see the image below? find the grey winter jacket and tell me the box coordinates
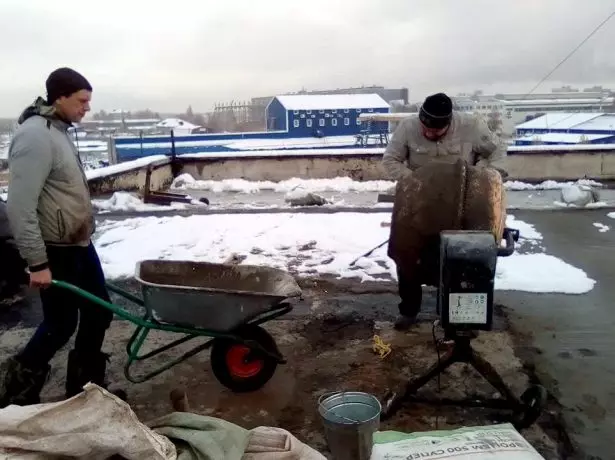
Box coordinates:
[7,98,94,268]
[382,111,508,181]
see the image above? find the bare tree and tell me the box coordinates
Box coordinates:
[486,110,503,134]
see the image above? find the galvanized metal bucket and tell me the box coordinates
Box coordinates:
[318,391,381,460]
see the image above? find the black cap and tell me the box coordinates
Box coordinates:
[46,67,92,104]
[419,93,453,129]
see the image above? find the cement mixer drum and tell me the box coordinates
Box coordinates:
[387,159,506,285]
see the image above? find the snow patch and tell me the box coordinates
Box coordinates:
[172,175,607,202]
[94,212,595,294]
[593,222,610,233]
[506,214,542,240]
[92,192,204,213]
[554,200,608,209]
[504,179,602,191]
[171,174,395,194]
[85,155,168,180]
[495,253,595,294]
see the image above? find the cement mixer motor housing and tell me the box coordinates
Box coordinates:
[437,228,519,333]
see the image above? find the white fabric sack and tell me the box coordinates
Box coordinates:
[370,423,545,460]
[243,426,326,460]
[0,383,176,460]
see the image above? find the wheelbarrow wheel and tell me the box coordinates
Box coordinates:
[210,325,278,393]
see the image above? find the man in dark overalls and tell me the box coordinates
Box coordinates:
[382,93,507,330]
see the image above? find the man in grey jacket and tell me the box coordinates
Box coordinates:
[0,68,118,407]
[382,93,507,330]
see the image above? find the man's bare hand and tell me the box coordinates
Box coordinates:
[30,268,52,289]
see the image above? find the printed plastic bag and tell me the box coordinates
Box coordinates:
[370,423,545,460]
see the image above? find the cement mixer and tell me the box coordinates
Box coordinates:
[382,159,547,430]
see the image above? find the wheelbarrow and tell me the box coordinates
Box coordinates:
[51,259,302,393]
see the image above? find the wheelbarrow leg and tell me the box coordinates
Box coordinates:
[124,324,216,384]
[126,325,150,359]
[126,325,200,362]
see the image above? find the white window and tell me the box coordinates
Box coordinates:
[368,108,374,113]
[332,118,338,126]
[344,117,350,126]
[319,110,324,114]
[344,109,349,113]
[293,110,299,115]
[356,109,362,113]
[356,118,362,125]
[332,109,337,114]
[307,119,313,128]
[307,110,312,114]
[319,118,325,127]
[293,119,300,128]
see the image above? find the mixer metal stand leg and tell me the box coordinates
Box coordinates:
[381,335,520,420]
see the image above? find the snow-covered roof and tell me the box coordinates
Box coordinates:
[359,112,413,121]
[516,133,612,144]
[275,94,389,111]
[501,98,614,106]
[572,115,615,131]
[157,118,200,129]
[516,113,603,130]
[81,118,161,124]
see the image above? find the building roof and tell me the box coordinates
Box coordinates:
[496,92,610,101]
[157,118,200,129]
[80,118,161,125]
[515,133,612,144]
[572,115,615,131]
[516,113,604,130]
[501,98,613,106]
[275,94,389,111]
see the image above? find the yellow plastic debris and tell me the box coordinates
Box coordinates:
[372,335,392,359]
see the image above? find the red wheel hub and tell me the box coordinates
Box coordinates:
[226,345,264,378]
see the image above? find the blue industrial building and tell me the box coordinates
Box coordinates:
[265,94,390,137]
[111,93,391,162]
[514,113,615,145]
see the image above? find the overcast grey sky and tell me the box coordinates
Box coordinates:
[1,0,615,117]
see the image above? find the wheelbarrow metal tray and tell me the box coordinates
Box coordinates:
[134,260,302,331]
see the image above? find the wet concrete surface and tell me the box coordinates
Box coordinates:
[496,209,615,460]
[2,208,615,458]
[0,283,562,458]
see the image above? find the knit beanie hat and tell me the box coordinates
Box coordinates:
[46,67,92,104]
[419,93,453,129]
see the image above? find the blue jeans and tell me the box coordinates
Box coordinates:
[19,243,113,367]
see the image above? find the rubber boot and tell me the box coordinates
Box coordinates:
[0,356,50,408]
[394,313,419,331]
[65,350,126,401]
[395,273,422,331]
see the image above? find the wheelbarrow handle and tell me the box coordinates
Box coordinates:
[50,280,141,323]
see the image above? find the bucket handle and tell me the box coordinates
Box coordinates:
[317,390,342,408]
[317,390,361,424]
